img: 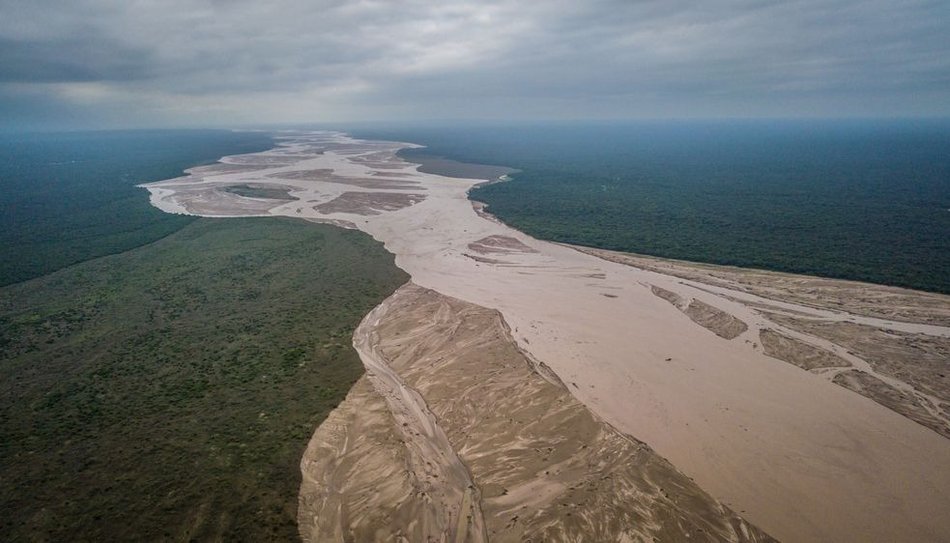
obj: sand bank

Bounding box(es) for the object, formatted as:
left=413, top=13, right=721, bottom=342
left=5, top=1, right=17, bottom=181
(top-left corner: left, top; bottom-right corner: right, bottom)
left=299, top=283, right=772, bottom=542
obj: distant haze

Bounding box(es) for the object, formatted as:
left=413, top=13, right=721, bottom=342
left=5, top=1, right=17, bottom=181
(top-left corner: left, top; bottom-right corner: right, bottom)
left=1, top=0, right=948, bottom=130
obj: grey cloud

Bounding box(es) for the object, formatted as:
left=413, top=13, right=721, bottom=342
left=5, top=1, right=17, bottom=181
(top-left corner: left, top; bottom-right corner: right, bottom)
left=0, top=37, right=150, bottom=83
left=0, top=0, right=947, bottom=128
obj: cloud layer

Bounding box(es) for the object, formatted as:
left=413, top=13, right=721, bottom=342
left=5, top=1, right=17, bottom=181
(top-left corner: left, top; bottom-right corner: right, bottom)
left=2, top=0, right=948, bottom=128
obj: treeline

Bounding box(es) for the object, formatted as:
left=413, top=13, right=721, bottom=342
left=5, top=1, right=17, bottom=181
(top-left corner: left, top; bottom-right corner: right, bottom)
left=0, top=130, right=273, bottom=286
left=360, top=121, right=950, bottom=293
left=0, top=218, right=408, bottom=540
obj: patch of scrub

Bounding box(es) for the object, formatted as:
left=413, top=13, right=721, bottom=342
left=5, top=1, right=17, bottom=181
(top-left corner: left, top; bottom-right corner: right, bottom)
left=187, top=162, right=273, bottom=175
left=582, top=246, right=950, bottom=326
left=833, top=370, right=950, bottom=439
left=314, top=191, right=427, bottom=216
left=759, top=329, right=851, bottom=371
left=766, top=314, right=950, bottom=408
left=651, top=284, right=684, bottom=308
left=467, top=235, right=538, bottom=255
left=269, top=169, right=422, bottom=190
left=221, top=183, right=299, bottom=200
left=684, top=300, right=749, bottom=340
left=651, top=284, right=747, bottom=340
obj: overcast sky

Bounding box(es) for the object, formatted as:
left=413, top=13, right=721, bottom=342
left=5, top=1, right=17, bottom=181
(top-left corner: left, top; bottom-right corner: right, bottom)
left=1, top=0, right=948, bottom=129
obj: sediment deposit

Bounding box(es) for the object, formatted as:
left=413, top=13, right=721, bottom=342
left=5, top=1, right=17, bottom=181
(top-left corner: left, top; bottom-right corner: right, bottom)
left=300, top=284, right=772, bottom=542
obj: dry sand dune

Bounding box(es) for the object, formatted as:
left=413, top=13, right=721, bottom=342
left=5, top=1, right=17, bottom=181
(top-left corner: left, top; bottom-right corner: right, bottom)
left=300, top=284, right=773, bottom=542
left=142, top=131, right=950, bottom=543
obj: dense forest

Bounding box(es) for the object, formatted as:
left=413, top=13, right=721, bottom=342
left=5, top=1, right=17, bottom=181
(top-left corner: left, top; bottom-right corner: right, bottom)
left=0, top=130, right=273, bottom=286
left=0, top=218, right=407, bottom=541
left=0, top=129, right=416, bottom=540
left=359, top=121, right=950, bottom=293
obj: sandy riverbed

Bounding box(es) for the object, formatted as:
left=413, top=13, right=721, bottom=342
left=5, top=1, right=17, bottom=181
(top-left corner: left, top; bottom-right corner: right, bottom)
left=142, top=131, right=950, bottom=543
left=299, top=283, right=773, bottom=542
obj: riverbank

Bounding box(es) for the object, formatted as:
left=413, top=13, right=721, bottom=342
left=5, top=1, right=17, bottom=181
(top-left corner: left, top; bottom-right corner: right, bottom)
left=357, top=121, right=950, bottom=294
left=0, top=217, right=406, bottom=540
